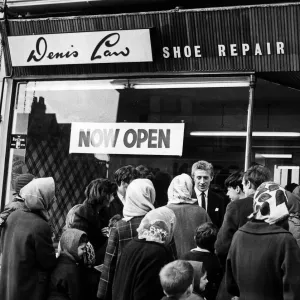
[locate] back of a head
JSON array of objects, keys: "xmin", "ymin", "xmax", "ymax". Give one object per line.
[
  {"xmin": 244, "ymin": 164, "xmax": 272, "ymax": 190},
  {"xmin": 159, "ymin": 260, "xmax": 194, "ymax": 298},
  {"xmin": 113, "ymin": 165, "xmax": 140, "ymax": 186},
  {"xmin": 14, "ymin": 173, "xmax": 35, "ymax": 194},
  {"xmin": 195, "ymin": 222, "xmax": 218, "ymax": 253},
  {"xmin": 136, "ymin": 165, "xmax": 154, "ymax": 180},
  {"xmin": 85, "ymin": 178, "xmax": 117, "ymax": 206}
]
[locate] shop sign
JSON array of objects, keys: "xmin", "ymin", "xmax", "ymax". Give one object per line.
[
  {"xmin": 69, "ymin": 122, "xmax": 185, "ymax": 156},
  {"xmin": 8, "ymin": 29, "xmax": 153, "ymax": 66},
  {"xmin": 10, "ymin": 134, "xmax": 27, "ymax": 149}
]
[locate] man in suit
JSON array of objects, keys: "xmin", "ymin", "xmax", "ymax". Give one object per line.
[
  {"xmin": 215, "ymin": 164, "xmax": 272, "ymax": 266},
  {"xmin": 108, "ymin": 165, "xmax": 140, "ymax": 218},
  {"xmin": 191, "ymin": 160, "xmax": 227, "ymax": 229}
]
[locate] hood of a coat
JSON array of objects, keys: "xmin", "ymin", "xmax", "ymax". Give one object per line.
[
  {"xmin": 60, "ymin": 228, "xmax": 87, "ymax": 262},
  {"xmin": 20, "ymin": 177, "xmax": 55, "ymax": 212}
]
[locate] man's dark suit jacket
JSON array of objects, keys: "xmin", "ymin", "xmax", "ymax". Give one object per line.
[
  {"xmin": 215, "ymin": 194, "xmax": 254, "ymax": 266},
  {"xmin": 192, "ymin": 188, "xmax": 227, "ymax": 229}
]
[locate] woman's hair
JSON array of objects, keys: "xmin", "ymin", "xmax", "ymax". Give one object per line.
[
  {"xmin": 78, "ymin": 233, "xmax": 89, "ymax": 245},
  {"xmin": 195, "ymin": 222, "xmax": 218, "ymax": 252},
  {"xmin": 85, "ymin": 178, "xmax": 117, "ymax": 205},
  {"xmin": 113, "ymin": 165, "xmax": 140, "ymax": 186},
  {"xmin": 159, "ymin": 260, "xmax": 194, "ymax": 297}
]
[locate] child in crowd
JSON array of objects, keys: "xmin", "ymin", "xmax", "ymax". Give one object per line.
[
  {"xmin": 189, "ymin": 261, "xmax": 209, "ymax": 300},
  {"xmin": 159, "ymin": 260, "xmax": 206, "ymax": 300},
  {"xmin": 48, "ymin": 228, "xmax": 88, "ymax": 300},
  {"xmin": 0, "ymin": 173, "xmax": 35, "ymax": 229},
  {"xmin": 181, "ymin": 223, "xmax": 222, "ymax": 300}
]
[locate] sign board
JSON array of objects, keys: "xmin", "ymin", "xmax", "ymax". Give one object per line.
[
  {"xmin": 8, "ymin": 29, "xmax": 153, "ymax": 66},
  {"xmin": 10, "ymin": 134, "xmax": 27, "ymax": 149},
  {"xmin": 69, "ymin": 123, "xmax": 185, "ymax": 156}
]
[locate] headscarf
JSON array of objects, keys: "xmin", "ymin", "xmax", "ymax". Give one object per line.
[
  {"xmin": 137, "ymin": 206, "xmax": 176, "ymax": 245},
  {"xmin": 293, "ymin": 185, "xmax": 300, "ymax": 198},
  {"xmin": 123, "ymin": 179, "xmax": 156, "ymax": 221},
  {"xmin": 60, "ymin": 228, "xmax": 87, "ymax": 262},
  {"xmin": 249, "ymin": 181, "xmax": 289, "ymax": 224},
  {"xmin": 14, "ymin": 173, "xmax": 35, "ymax": 195},
  {"xmin": 20, "ymin": 177, "xmax": 55, "ymax": 221},
  {"xmin": 188, "ymin": 261, "xmax": 205, "ymax": 295},
  {"xmin": 167, "ymin": 173, "xmax": 196, "ymax": 205}
]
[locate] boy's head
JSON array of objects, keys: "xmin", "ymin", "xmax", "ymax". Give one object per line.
[
  {"xmin": 60, "ymin": 228, "xmax": 88, "ymax": 262},
  {"xmin": 195, "ymin": 222, "xmax": 218, "ymax": 253},
  {"xmin": 224, "ymin": 171, "xmax": 244, "ymax": 201},
  {"xmin": 159, "ymin": 260, "xmax": 194, "ymax": 299}
]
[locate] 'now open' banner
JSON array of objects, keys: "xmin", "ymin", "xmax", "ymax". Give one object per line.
[{"xmin": 69, "ymin": 122, "xmax": 185, "ymax": 156}]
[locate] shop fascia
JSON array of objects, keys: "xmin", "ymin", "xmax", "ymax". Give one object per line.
[{"xmin": 162, "ymin": 41, "xmax": 285, "ymax": 58}]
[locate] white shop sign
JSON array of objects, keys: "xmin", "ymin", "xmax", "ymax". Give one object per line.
[
  {"xmin": 8, "ymin": 29, "xmax": 153, "ymax": 66},
  {"xmin": 69, "ymin": 122, "xmax": 185, "ymax": 156}
]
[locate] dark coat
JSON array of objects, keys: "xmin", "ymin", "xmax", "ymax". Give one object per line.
[
  {"xmin": 0, "ymin": 210, "xmax": 56, "ymax": 300},
  {"xmin": 108, "ymin": 194, "xmax": 124, "ymax": 218},
  {"xmin": 181, "ymin": 251, "xmax": 222, "ymax": 300},
  {"xmin": 215, "ymin": 195, "xmax": 254, "ymax": 265},
  {"xmin": 112, "ymin": 238, "xmax": 172, "ymax": 300},
  {"xmin": 191, "ymin": 189, "xmax": 227, "ymax": 229},
  {"xmin": 167, "ymin": 203, "xmax": 211, "ymax": 258},
  {"xmin": 47, "ymin": 255, "xmax": 81, "ymax": 300},
  {"xmin": 226, "ymin": 221, "xmax": 300, "ymax": 300}
]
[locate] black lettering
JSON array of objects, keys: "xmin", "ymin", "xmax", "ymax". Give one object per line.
[
  {"xmin": 27, "ymin": 37, "xmax": 47, "ymax": 62},
  {"xmin": 158, "ymin": 129, "xmax": 170, "ymax": 148},
  {"xmin": 123, "ymin": 129, "xmax": 137, "ymax": 148},
  {"xmin": 79, "ymin": 130, "xmax": 90, "ymax": 147},
  {"xmin": 148, "ymin": 129, "xmax": 158, "ymax": 148},
  {"xmin": 137, "ymin": 129, "xmax": 148, "ymax": 148}
]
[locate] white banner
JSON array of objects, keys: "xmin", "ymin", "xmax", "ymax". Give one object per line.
[
  {"xmin": 69, "ymin": 122, "xmax": 185, "ymax": 156},
  {"xmin": 8, "ymin": 29, "xmax": 153, "ymax": 66}
]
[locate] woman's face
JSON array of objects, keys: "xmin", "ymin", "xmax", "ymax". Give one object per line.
[{"xmin": 199, "ymin": 272, "xmax": 208, "ymax": 291}]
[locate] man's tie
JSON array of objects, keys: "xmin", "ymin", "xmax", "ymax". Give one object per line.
[{"xmin": 201, "ymin": 191, "xmax": 206, "ymax": 211}]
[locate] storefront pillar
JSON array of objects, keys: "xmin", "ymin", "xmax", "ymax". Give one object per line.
[{"xmin": 244, "ymin": 75, "xmax": 256, "ymax": 171}]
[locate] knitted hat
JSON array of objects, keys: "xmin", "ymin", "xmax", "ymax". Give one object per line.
[{"xmin": 14, "ymin": 173, "xmax": 35, "ymax": 194}]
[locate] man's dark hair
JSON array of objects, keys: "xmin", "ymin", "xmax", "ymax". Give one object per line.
[
  {"xmin": 195, "ymin": 222, "xmax": 218, "ymax": 252},
  {"xmin": 224, "ymin": 170, "xmax": 244, "ymax": 190},
  {"xmin": 85, "ymin": 178, "xmax": 117, "ymax": 205},
  {"xmin": 113, "ymin": 165, "xmax": 140, "ymax": 186},
  {"xmin": 136, "ymin": 165, "xmax": 154, "ymax": 181},
  {"xmin": 243, "ymin": 165, "xmax": 272, "ymax": 190}
]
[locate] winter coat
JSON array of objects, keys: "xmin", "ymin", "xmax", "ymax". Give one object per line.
[
  {"xmin": 167, "ymin": 203, "xmax": 211, "ymax": 258},
  {"xmin": 112, "ymin": 238, "xmax": 172, "ymax": 300},
  {"xmin": 226, "ymin": 220, "xmax": 300, "ymax": 300},
  {"xmin": 0, "ymin": 178, "xmax": 56, "ymax": 300}
]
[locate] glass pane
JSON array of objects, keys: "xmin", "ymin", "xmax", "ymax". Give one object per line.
[
  {"xmin": 7, "ymin": 79, "xmax": 249, "ymax": 239},
  {"xmin": 253, "ymin": 78, "xmax": 300, "ymax": 190}
]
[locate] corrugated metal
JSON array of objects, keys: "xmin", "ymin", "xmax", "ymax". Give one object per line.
[{"xmin": 2, "ymin": 4, "xmax": 300, "ymax": 77}]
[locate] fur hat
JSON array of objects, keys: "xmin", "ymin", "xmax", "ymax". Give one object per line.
[{"xmin": 14, "ymin": 173, "xmax": 35, "ymax": 194}]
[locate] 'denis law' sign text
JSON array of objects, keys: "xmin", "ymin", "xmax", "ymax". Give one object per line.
[
  {"xmin": 8, "ymin": 30, "xmax": 153, "ymax": 67},
  {"xmin": 69, "ymin": 123, "xmax": 185, "ymax": 156}
]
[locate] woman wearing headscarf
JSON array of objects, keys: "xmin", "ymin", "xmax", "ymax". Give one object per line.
[
  {"xmin": 97, "ymin": 178, "xmax": 156, "ymax": 300},
  {"xmin": 226, "ymin": 182, "xmax": 300, "ymax": 300},
  {"xmin": 167, "ymin": 174, "xmax": 211, "ymax": 257},
  {"xmin": 112, "ymin": 206, "xmax": 177, "ymax": 300},
  {"xmin": 0, "ymin": 177, "xmax": 57, "ymax": 300}
]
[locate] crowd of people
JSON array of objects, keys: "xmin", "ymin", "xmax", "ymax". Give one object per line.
[{"xmin": 1, "ymin": 160, "xmax": 300, "ymax": 300}]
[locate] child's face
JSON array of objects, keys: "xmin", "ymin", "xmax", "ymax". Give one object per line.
[
  {"xmin": 78, "ymin": 243, "xmax": 87, "ymax": 258},
  {"xmin": 199, "ymin": 272, "xmax": 208, "ymax": 291}
]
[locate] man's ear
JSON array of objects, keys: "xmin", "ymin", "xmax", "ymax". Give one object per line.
[
  {"xmin": 185, "ymin": 284, "xmax": 193, "ymax": 297},
  {"xmin": 235, "ymin": 186, "xmax": 241, "ymax": 194}
]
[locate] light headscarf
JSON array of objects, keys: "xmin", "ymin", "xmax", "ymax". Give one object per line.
[
  {"xmin": 137, "ymin": 206, "xmax": 176, "ymax": 245},
  {"xmin": 167, "ymin": 173, "xmax": 196, "ymax": 205},
  {"xmin": 249, "ymin": 181, "xmax": 289, "ymax": 224},
  {"xmin": 123, "ymin": 178, "xmax": 156, "ymax": 221},
  {"xmin": 20, "ymin": 177, "xmax": 55, "ymax": 221}
]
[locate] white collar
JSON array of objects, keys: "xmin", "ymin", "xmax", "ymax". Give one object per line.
[
  {"xmin": 194, "ymin": 187, "xmax": 208, "ymax": 198},
  {"xmin": 191, "ymin": 247, "xmax": 210, "ymax": 253}
]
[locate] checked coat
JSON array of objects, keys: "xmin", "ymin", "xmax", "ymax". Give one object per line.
[{"xmin": 97, "ymin": 216, "xmax": 177, "ymax": 300}]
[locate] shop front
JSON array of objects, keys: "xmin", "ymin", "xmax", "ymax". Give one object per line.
[{"xmin": 1, "ymin": 3, "xmax": 300, "ymax": 238}]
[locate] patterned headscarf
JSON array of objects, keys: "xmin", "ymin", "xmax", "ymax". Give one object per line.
[
  {"xmin": 168, "ymin": 173, "xmax": 196, "ymax": 205},
  {"xmin": 249, "ymin": 181, "xmax": 289, "ymax": 224},
  {"xmin": 123, "ymin": 179, "xmax": 156, "ymax": 221},
  {"xmin": 137, "ymin": 206, "xmax": 176, "ymax": 246}
]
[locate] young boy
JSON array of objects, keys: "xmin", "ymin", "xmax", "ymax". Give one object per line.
[
  {"xmin": 181, "ymin": 223, "xmax": 222, "ymax": 300},
  {"xmin": 224, "ymin": 170, "xmax": 245, "ymax": 202},
  {"xmin": 159, "ymin": 260, "xmax": 202, "ymax": 300},
  {"xmin": 48, "ymin": 228, "xmax": 88, "ymax": 300}
]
